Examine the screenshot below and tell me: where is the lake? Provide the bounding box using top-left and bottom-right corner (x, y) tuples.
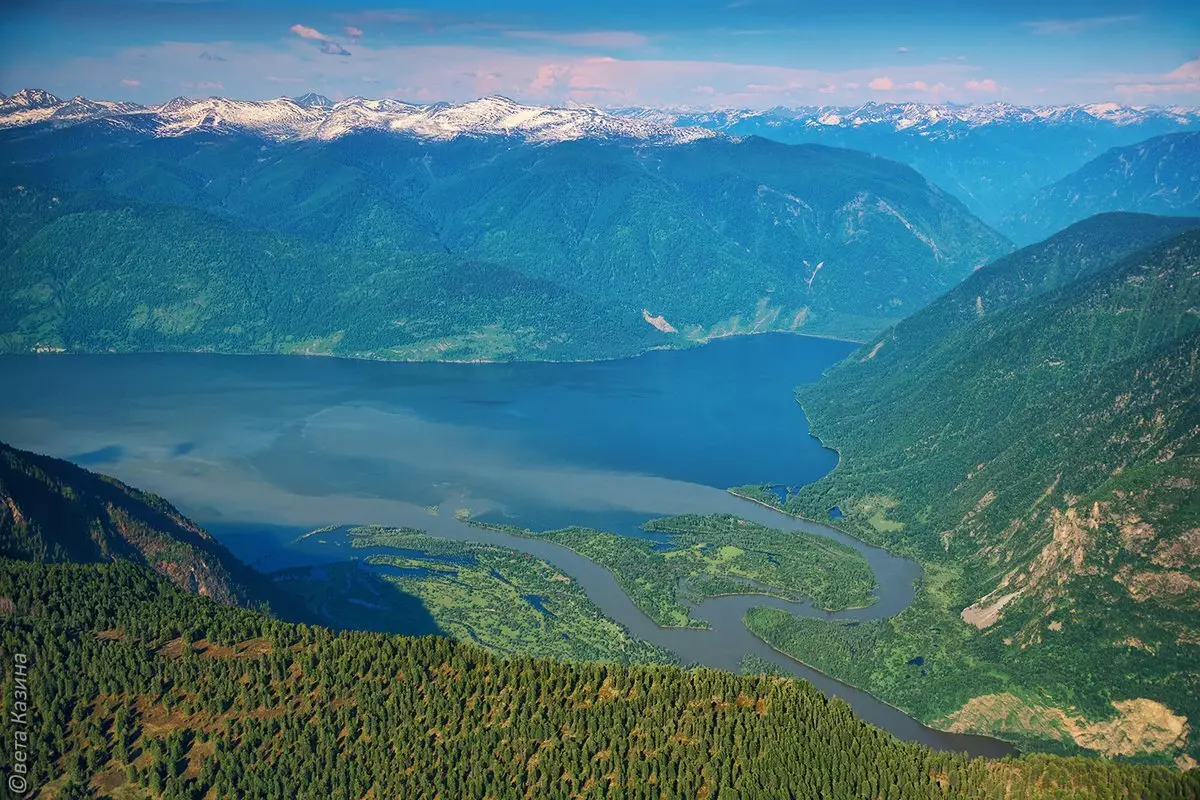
(0, 334), (1013, 757)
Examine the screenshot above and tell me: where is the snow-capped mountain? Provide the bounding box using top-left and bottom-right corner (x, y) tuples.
(0, 89), (716, 144)
(611, 100), (1200, 229)
(612, 101), (1200, 138)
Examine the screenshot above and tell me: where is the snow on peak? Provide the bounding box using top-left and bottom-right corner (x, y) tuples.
(611, 101), (1200, 135)
(0, 89), (717, 145)
(7, 88), (62, 108)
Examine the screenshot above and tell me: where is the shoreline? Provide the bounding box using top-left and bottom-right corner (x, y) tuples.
(6, 328), (868, 367)
(743, 624), (1023, 758)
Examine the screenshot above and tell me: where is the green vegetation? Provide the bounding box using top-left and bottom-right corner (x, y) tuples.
(0, 132), (1010, 359)
(1, 441), (1198, 796)
(473, 513), (876, 628)
(747, 218), (1200, 764)
(345, 525), (673, 665)
(0, 440), (256, 607)
(739, 654), (792, 678)
(5, 559), (1200, 798)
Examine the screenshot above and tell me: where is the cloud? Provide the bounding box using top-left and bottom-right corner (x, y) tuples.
(120, 78), (140, 87)
(289, 24), (327, 41)
(964, 78), (999, 93)
(868, 76), (894, 91)
(198, 51), (226, 62)
(1022, 15), (1139, 35)
(290, 23), (351, 56)
(895, 46), (909, 54)
(183, 80), (224, 90)
(1112, 56), (1200, 95)
(505, 30), (649, 49)
(818, 83), (837, 94)
(44, 39), (981, 109)
(905, 80), (949, 95)
(345, 26), (364, 39)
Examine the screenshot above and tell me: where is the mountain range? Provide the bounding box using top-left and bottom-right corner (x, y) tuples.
(6, 87), (1197, 235)
(0, 88), (715, 144)
(616, 102), (1200, 228)
(0, 101), (1011, 358)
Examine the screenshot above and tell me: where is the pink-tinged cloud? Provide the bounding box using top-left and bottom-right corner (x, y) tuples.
(46, 39), (984, 108)
(965, 78), (999, 92)
(906, 80), (949, 95)
(345, 26), (364, 38)
(1113, 56), (1200, 95)
(120, 78), (140, 87)
(290, 24), (327, 41)
(505, 30), (649, 49)
(868, 76), (894, 91)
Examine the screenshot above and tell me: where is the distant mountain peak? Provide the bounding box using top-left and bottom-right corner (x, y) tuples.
(293, 92), (333, 108)
(7, 88), (63, 108)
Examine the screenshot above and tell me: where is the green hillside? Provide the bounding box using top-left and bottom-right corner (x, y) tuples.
(742, 218), (1200, 764)
(0, 440), (255, 607)
(0, 129), (1011, 359)
(1, 448), (1197, 798)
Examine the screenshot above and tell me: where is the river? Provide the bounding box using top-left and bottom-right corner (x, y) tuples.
(0, 335), (1014, 757)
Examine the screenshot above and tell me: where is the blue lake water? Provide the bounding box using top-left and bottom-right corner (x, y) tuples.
(0, 334), (1013, 757)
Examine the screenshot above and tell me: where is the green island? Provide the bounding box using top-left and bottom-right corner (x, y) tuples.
(733, 218), (1200, 767)
(470, 512), (876, 629)
(342, 525), (674, 665)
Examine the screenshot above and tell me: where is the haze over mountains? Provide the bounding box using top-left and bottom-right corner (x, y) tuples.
(619, 102), (1200, 228)
(1004, 131), (1200, 243)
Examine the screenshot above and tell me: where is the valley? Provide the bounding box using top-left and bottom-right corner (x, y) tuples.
(0, 44), (1198, 794)
(0, 335), (1019, 757)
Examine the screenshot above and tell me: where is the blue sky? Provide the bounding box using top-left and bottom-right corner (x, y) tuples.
(1, 0), (1198, 107)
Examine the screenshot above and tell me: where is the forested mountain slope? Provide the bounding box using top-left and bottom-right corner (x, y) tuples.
(0, 124), (1010, 358)
(1003, 132), (1200, 243)
(747, 219), (1200, 764)
(0, 441), (255, 605)
(1, 450), (1196, 798)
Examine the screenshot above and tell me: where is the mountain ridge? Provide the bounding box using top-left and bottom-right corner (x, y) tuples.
(743, 217), (1200, 762)
(0, 88), (717, 144)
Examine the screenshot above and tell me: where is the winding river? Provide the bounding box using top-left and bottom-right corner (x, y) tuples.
(0, 335), (1014, 757)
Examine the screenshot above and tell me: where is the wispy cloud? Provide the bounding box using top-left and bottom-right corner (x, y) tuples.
(289, 24), (351, 56)
(964, 77), (999, 93)
(895, 46), (909, 54)
(344, 26), (364, 44)
(504, 30), (649, 49)
(120, 78), (140, 86)
(868, 76), (894, 91)
(1022, 15), (1139, 35)
(1112, 56), (1200, 95)
(182, 80), (223, 90)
